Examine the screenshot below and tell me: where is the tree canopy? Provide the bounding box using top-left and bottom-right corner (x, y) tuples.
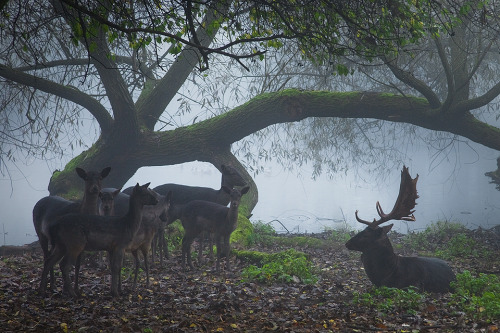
(1, 0), (500, 212)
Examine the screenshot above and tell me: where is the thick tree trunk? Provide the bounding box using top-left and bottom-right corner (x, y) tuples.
(48, 89), (500, 213)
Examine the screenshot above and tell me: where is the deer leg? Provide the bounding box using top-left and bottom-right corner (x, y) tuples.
(198, 232), (205, 264)
(142, 247), (149, 288)
(224, 235), (231, 272)
(209, 233), (214, 260)
(74, 253), (83, 295)
(161, 227), (168, 261)
(110, 250), (124, 297)
(151, 233), (157, 267)
(61, 254), (78, 298)
(215, 235), (222, 273)
(40, 236), (56, 291)
(40, 245), (64, 295)
(132, 250), (140, 290)
(182, 234), (195, 270)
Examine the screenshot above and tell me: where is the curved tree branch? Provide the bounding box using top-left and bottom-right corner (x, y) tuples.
(451, 80), (500, 114)
(15, 55), (137, 73)
(90, 30), (138, 142)
(136, 1), (230, 130)
(434, 37), (455, 112)
(146, 90), (500, 153)
(383, 56), (442, 108)
(0, 64), (113, 135)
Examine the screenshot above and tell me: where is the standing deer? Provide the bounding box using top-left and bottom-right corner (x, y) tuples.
(98, 188), (121, 216)
(152, 164), (247, 264)
(40, 183), (157, 298)
(33, 167), (111, 291)
(180, 185), (250, 272)
(345, 166), (455, 293)
(100, 188), (172, 288)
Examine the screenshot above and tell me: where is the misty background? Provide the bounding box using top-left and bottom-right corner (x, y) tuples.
(2, 1), (500, 246)
(1, 132), (500, 246)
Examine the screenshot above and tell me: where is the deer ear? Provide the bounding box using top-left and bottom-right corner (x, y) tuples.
(143, 182), (151, 189)
(381, 224), (394, 234)
(75, 167), (86, 179)
(241, 186), (250, 195)
(101, 167), (111, 178)
(113, 188), (121, 196)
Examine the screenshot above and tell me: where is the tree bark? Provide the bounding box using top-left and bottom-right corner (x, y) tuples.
(48, 89), (500, 213)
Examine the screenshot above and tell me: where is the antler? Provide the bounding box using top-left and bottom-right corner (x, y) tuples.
(355, 166), (419, 228)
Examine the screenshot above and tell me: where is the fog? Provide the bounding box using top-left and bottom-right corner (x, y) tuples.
(1, 137), (500, 246)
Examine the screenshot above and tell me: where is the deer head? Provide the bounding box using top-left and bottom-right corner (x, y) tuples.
(346, 166), (418, 251)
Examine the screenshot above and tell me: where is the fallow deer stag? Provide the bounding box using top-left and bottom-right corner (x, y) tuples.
(345, 166), (455, 293)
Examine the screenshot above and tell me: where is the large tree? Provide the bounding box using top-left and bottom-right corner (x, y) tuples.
(1, 0), (499, 213)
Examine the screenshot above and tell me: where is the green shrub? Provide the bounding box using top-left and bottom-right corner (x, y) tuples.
(435, 233), (483, 260)
(230, 214), (254, 247)
(404, 220), (467, 253)
(246, 221), (276, 246)
(327, 226), (353, 243)
(353, 286), (426, 316)
(240, 249), (318, 284)
(450, 271), (500, 322)
(165, 221), (184, 252)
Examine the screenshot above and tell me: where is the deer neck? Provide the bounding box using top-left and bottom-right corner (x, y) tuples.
(360, 238), (399, 285)
(125, 198), (145, 232)
(227, 202), (239, 225)
(215, 188), (231, 206)
(80, 192), (99, 214)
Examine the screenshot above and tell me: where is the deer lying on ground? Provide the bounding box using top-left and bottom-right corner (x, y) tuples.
(40, 183), (158, 298)
(100, 188), (172, 288)
(345, 166), (456, 293)
(151, 164), (247, 264)
(33, 167), (111, 291)
(180, 185), (250, 272)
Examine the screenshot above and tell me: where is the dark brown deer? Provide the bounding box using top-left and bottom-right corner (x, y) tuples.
(39, 183), (158, 298)
(345, 166), (456, 293)
(151, 164), (247, 264)
(101, 189), (172, 289)
(98, 188), (121, 216)
(33, 167), (111, 290)
(180, 185), (250, 272)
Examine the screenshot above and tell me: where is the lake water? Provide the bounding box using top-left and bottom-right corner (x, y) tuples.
(1, 138), (500, 246)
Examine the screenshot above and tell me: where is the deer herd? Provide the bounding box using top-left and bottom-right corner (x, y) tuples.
(33, 164), (456, 298)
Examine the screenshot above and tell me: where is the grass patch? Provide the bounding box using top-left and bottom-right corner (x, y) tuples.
(238, 248), (318, 284)
(353, 286), (427, 316)
(246, 221), (276, 246)
(403, 221), (491, 260)
(450, 271), (500, 322)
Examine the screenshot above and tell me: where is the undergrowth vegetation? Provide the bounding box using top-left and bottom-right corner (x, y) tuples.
(160, 219), (500, 324)
(239, 248), (318, 284)
(450, 271), (500, 322)
(234, 220), (500, 323)
(353, 286), (427, 316)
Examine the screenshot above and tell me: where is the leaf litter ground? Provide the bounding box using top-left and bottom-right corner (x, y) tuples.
(0, 229), (499, 332)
